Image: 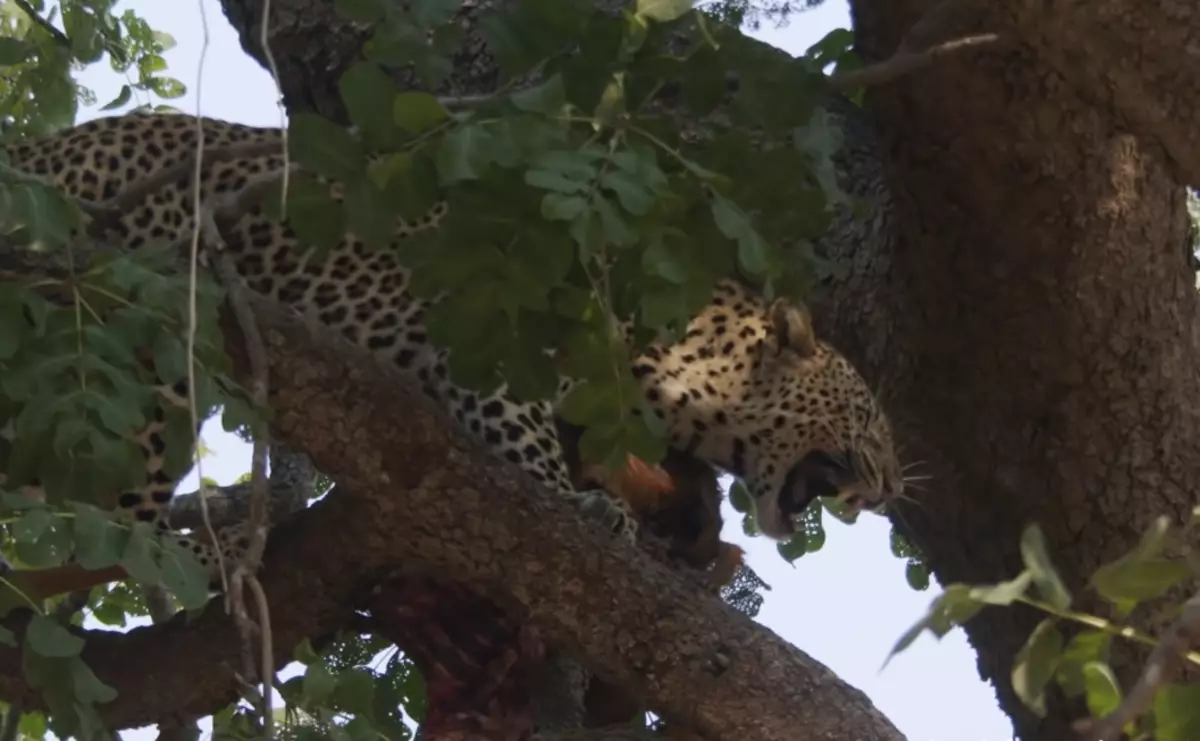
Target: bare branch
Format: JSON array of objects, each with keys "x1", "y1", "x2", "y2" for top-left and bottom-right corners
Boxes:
[
  {"x1": 198, "y1": 186, "x2": 278, "y2": 738},
  {"x1": 828, "y1": 33, "x2": 1000, "y2": 92}
]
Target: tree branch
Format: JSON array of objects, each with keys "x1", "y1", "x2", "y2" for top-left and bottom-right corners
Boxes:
[
  {"x1": 828, "y1": 33, "x2": 1000, "y2": 92},
  {"x1": 0, "y1": 243, "x2": 904, "y2": 740}
]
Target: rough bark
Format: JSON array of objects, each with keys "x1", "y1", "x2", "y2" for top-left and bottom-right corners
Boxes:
[
  {"x1": 822, "y1": 1, "x2": 1200, "y2": 739},
  {"x1": 997, "y1": 0, "x2": 1200, "y2": 186}
]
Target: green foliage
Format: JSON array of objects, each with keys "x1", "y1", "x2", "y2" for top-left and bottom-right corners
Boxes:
[
  {"x1": 0, "y1": 0, "x2": 186, "y2": 139},
  {"x1": 888, "y1": 515, "x2": 1200, "y2": 739},
  {"x1": 225, "y1": 636, "x2": 422, "y2": 741},
  {"x1": 284, "y1": 0, "x2": 860, "y2": 475}
]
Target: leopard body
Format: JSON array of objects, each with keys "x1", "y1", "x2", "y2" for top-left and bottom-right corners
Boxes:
[{"x1": 0, "y1": 113, "x2": 904, "y2": 581}]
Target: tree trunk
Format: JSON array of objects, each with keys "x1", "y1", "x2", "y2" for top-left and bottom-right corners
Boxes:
[{"x1": 818, "y1": 1, "x2": 1200, "y2": 738}]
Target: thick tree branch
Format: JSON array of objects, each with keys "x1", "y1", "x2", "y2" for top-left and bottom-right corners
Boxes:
[{"x1": 0, "y1": 245, "x2": 904, "y2": 741}]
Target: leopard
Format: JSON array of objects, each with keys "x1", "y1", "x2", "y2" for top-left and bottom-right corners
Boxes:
[{"x1": 0, "y1": 112, "x2": 904, "y2": 590}]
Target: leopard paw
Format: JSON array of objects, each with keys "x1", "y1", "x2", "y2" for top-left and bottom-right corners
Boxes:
[{"x1": 574, "y1": 488, "x2": 638, "y2": 543}]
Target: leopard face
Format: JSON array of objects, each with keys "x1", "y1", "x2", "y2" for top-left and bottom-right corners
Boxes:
[{"x1": 634, "y1": 282, "x2": 903, "y2": 540}]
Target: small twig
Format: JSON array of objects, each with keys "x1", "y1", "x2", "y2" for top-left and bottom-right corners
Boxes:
[
  {"x1": 201, "y1": 210, "x2": 275, "y2": 739},
  {"x1": 1076, "y1": 591, "x2": 1200, "y2": 741},
  {"x1": 209, "y1": 247, "x2": 271, "y2": 574},
  {"x1": 827, "y1": 33, "x2": 1000, "y2": 92},
  {"x1": 11, "y1": 0, "x2": 71, "y2": 50},
  {"x1": 896, "y1": 0, "x2": 974, "y2": 54}
]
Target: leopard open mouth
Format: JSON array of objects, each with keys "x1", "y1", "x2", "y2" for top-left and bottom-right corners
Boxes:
[{"x1": 776, "y1": 450, "x2": 853, "y2": 533}]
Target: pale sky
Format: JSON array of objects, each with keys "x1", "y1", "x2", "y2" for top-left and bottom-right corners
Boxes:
[{"x1": 65, "y1": 1, "x2": 1017, "y2": 739}]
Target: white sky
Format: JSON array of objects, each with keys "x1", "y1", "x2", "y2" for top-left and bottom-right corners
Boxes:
[{"x1": 64, "y1": 1, "x2": 1018, "y2": 739}]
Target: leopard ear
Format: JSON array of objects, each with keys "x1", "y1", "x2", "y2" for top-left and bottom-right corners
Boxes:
[{"x1": 768, "y1": 298, "x2": 818, "y2": 358}]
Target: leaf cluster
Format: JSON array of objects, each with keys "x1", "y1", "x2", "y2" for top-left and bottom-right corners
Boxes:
[
  {"x1": 888, "y1": 516, "x2": 1200, "y2": 740},
  {"x1": 0, "y1": 0, "x2": 186, "y2": 139}
]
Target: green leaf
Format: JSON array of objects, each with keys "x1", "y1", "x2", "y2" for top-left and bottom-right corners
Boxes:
[
  {"x1": 1011, "y1": 618, "x2": 1063, "y2": 717},
  {"x1": 592, "y1": 196, "x2": 634, "y2": 246},
  {"x1": 558, "y1": 380, "x2": 619, "y2": 427},
  {"x1": 526, "y1": 168, "x2": 587, "y2": 194},
  {"x1": 17, "y1": 712, "x2": 45, "y2": 741},
  {"x1": 601, "y1": 170, "x2": 655, "y2": 215},
  {"x1": 284, "y1": 177, "x2": 346, "y2": 254},
  {"x1": 161, "y1": 539, "x2": 212, "y2": 611},
  {"x1": 304, "y1": 661, "x2": 337, "y2": 704},
  {"x1": 593, "y1": 74, "x2": 626, "y2": 127},
  {"x1": 70, "y1": 503, "x2": 125, "y2": 570},
  {"x1": 793, "y1": 107, "x2": 848, "y2": 209},
  {"x1": 343, "y1": 176, "x2": 396, "y2": 250},
  {"x1": 25, "y1": 614, "x2": 85, "y2": 658},
  {"x1": 637, "y1": 0, "x2": 693, "y2": 22},
  {"x1": 1056, "y1": 630, "x2": 1110, "y2": 699},
  {"x1": 333, "y1": 667, "x2": 378, "y2": 718},
  {"x1": 710, "y1": 194, "x2": 772, "y2": 278},
  {"x1": 541, "y1": 193, "x2": 588, "y2": 221},
  {"x1": 12, "y1": 508, "x2": 51, "y2": 543},
  {"x1": 100, "y1": 84, "x2": 134, "y2": 112},
  {"x1": 120, "y1": 523, "x2": 162, "y2": 584},
  {"x1": 0, "y1": 491, "x2": 47, "y2": 511},
  {"x1": 288, "y1": 114, "x2": 366, "y2": 181},
  {"x1": 776, "y1": 534, "x2": 808, "y2": 563},
  {"x1": 510, "y1": 74, "x2": 567, "y2": 115},
  {"x1": 885, "y1": 586, "x2": 985, "y2": 668},
  {"x1": 969, "y1": 571, "x2": 1032, "y2": 606},
  {"x1": 148, "y1": 77, "x2": 186, "y2": 99},
  {"x1": 728, "y1": 482, "x2": 752, "y2": 513},
  {"x1": 1092, "y1": 557, "x2": 1190, "y2": 605},
  {"x1": 14, "y1": 513, "x2": 70, "y2": 568},
  {"x1": 1154, "y1": 684, "x2": 1200, "y2": 741},
  {"x1": 393, "y1": 92, "x2": 449, "y2": 135},
  {"x1": 1131, "y1": 514, "x2": 1173, "y2": 560},
  {"x1": 905, "y1": 562, "x2": 931, "y2": 591},
  {"x1": 1081, "y1": 662, "x2": 1122, "y2": 720},
  {"x1": 294, "y1": 638, "x2": 321, "y2": 666},
  {"x1": 1019, "y1": 524, "x2": 1072, "y2": 610},
  {"x1": 0, "y1": 38, "x2": 34, "y2": 65},
  {"x1": 436, "y1": 125, "x2": 494, "y2": 184},
  {"x1": 339, "y1": 62, "x2": 401, "y2": 150}
]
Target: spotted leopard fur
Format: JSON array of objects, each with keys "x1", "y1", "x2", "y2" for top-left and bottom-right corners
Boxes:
[{"x1": 0, "y1": 113, "x2": 903, "y2": 586}]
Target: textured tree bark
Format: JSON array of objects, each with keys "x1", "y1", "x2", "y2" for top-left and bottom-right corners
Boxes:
[{"x1": 824, "y1": 1, "x2": 1200, "y2": 738}]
